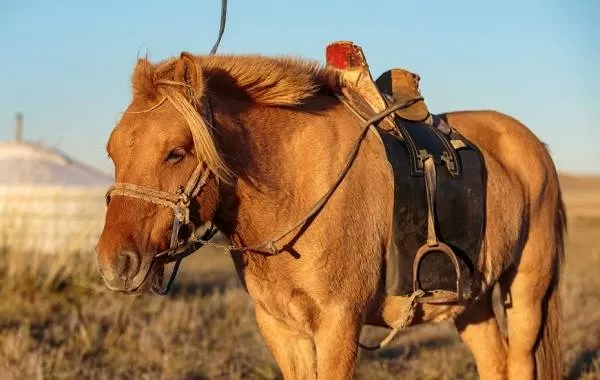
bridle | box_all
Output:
[105,99,219,295]
[104,94,424,295]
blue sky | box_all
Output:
[1,0,598,175]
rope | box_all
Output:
[358,289,425,351]
[106,184,183,209]
[210,0,228,55]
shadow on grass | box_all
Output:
[360,334,458,361]
[164,270,242,298]
[567,348,600,380]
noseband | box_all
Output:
[105,161,213,252]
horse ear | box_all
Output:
[174,52,204,96]
[132,58,157,98]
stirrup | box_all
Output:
[412,242,463,304]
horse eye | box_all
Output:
[166,147,186,164]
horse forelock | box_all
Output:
[126,56,230,182]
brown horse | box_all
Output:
[96,52,566,380]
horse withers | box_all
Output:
[96,51,565,380]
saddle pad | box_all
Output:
[377,120,487,298]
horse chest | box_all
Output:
[241,264,319,331]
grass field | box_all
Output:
[0,175,598,379]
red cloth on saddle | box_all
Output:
[325,41,367,70]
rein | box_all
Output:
[194,96,426,257]
[106,95,422,294]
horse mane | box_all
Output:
[132,53,340,106]
[127,53,340,183]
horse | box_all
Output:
[96,51,566,380]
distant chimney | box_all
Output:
[15,112,23,143]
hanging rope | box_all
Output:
[210,0,228,55]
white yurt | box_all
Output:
[0,114,112,254]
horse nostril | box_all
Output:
[117,251,141,280]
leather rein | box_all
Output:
[105,94,424,295]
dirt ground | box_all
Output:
[0,174,598,379]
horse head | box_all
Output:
[96,53,228,293]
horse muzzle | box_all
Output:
[97,250,157,293]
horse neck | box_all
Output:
[210,92,352,246]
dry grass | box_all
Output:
[0,175,598,379]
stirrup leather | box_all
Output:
[412,153,463,304]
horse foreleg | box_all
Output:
[313,305,362,379]
[455,289,508,380]
[255,305,317,380]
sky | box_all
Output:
[1,0,598,175]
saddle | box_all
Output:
[325,41,487,304]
